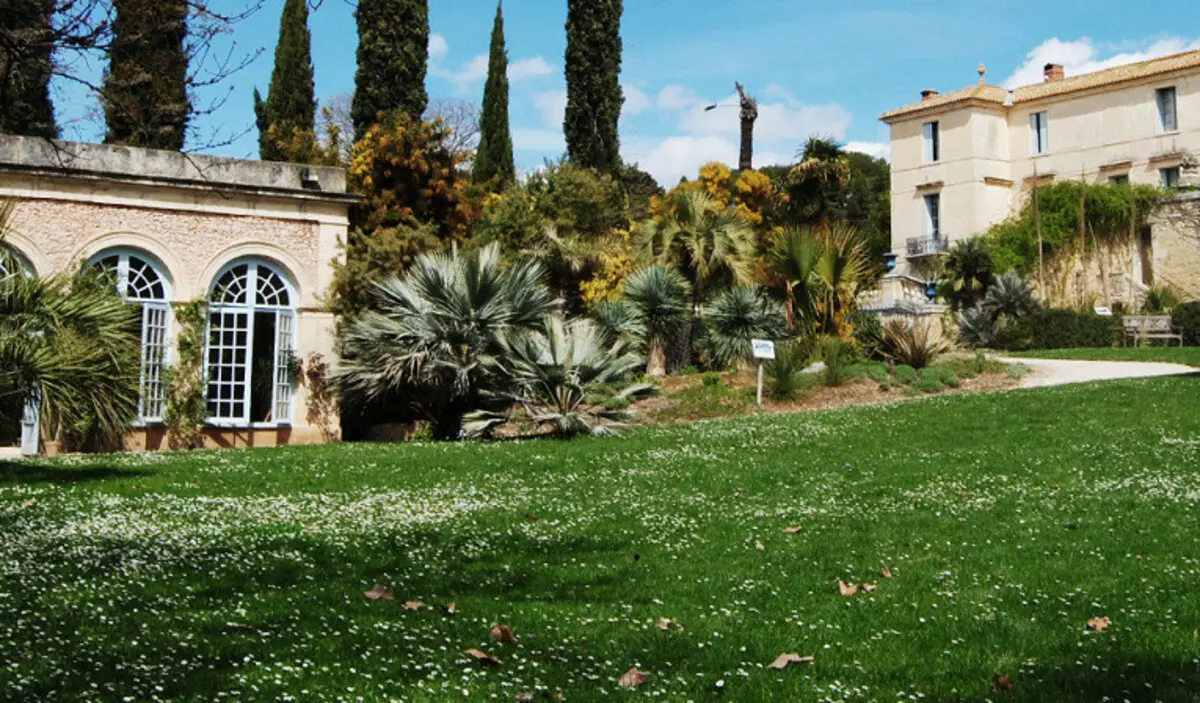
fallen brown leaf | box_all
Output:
[21,498,36,508]
[524,513,538,523]
[363,584,393,601]
[992,674,1013,691]
[617,667,649,688]
[656,618,682,631]
[515,693,534,703]
[444,602,456,615]
[1086,616,1111,632]
[782,525,803,534]
[861,582,878,593]
[403,600,425,611]
[754,540,765,551]
[464,648,501,666]
[838,581,858,597]
[490,624,518,644]
[768,653,815,670]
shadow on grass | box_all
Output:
[0,460,153,486]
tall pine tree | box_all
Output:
[352,0,429,140]
[103,0,190,150]
[0,0,58,138]
[564,0,623,174]
[254,0,316,161]
[473,2,514,187]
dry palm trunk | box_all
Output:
[1033,178,1045,299]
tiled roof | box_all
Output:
[881,50,1200,122]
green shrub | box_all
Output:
[820,337,857,387]
[848,310,885,361]
[864,363,889,384]
[1006,308,1121,350]
[701,371,721,387]
[894,365,917,385]
[1172,301,1200,346]
[923,366,961,388]
[1142,285,1180,314]
[768,340,814,400]
[680,365,699,376]
[911,373,945,393]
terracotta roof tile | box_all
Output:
[881,49,1200,123]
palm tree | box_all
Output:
[621,265,691,377]
[336,243,558,439]
[464,316,655,438]
[768,224,870,336]
[983,270,1040,320]
[702,285,788,370]
[1,234,141,451]
[940,239,995,311]
[768,226,822,328]
[637,188,755,302]
[788,137,851,229]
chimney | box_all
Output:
[1043,63,1065,82]
[920,89,939,101]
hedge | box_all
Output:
[1172,301,1200,346]
[1004,309,1122,350]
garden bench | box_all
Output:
[1122,315,1184,346]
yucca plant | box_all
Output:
[464,317,655,438]
[701,285,788,370]
[621,265,691,377]
[591,298,645,346]
[956,304,999,349]
[939,239,995,311]
[983,270,1040,320]
[1141,284,1179,314]
[882,318,951,369]
[766,338,815,400]
[337,243,558,439]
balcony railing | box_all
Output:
[906,235,948,258]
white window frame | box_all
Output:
[0,244,33,280]
[86,250,172,424]
[1030,111,1049,155]
[1156,86,1178,132]
[922,121,940,163]
[204,259,298,428]
[1160,166,1181,189]
[923,193,941,238]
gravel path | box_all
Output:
[997,356,1200,389]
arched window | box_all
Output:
[87,251,172,423]
[0,244,33,279]
[206,260,297,425]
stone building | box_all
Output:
[873,50,1200,310]
[0,136,354,454]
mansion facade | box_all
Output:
[0,136,354,454]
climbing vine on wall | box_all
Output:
[303,352,339,442]
[165,299,208,449]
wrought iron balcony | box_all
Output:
[906,235,948,258]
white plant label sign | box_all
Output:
[751,339,776,360]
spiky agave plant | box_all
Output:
[464,316,656,438]
[881,318,951,369]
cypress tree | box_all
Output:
[103,0,190,150]
[564,0,623,174]
[0,0,58,138]
[352,0,429,140]
[254,0,317,161]
[473,2,514,187]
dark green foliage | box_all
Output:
[564,0,623,173]
[255,0,316,162]
[701,285,788,369]
[353,0,429,138]
[0,0,57,138]
[1172,301,1200,346]
[939,238,995,311]
[1141,285,1180,314]
[701,371,721,387]
[766,340,814,400]
[981,181,1160,274]
[620,163,663,221]
[848,310,885,361]
[1007,309,1121,350]
[864,362,889,385]
[893,365,917,385]
[820,337,856,387]
[473,3,515,188]
[842,152,891,272]
[104,0,190,150]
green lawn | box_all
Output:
[2,378,1200,701]
[1008,346,1200,366]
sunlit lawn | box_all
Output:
[1008,346,1200,366]
[2,377,1199,701]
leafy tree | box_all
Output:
[0,0,57,138]
[939,238,995,311]
[473,2,514,188]
[621,265,691,377]
[842,152,891,271]
[464,316,654,437]
[564,0,623,173]
[353,0,429,138]
[786,137,851,229]
[620,163,663,221]
[702,285,788,370]
[336,243,556,439]
[104,0,191,150]
[254,0,316,162]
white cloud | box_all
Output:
[533,90,567,128]
[623,134,788,188]
[429,34,449,62]
[679,91,851,143]
[623,85,651,118]
[1004,36,1200,88]
[657,84,700,111]
[509,57,553,81]
[845,141,891,162]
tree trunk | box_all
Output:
[646,343,666,378]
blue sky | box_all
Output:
[53,0,1200,186]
